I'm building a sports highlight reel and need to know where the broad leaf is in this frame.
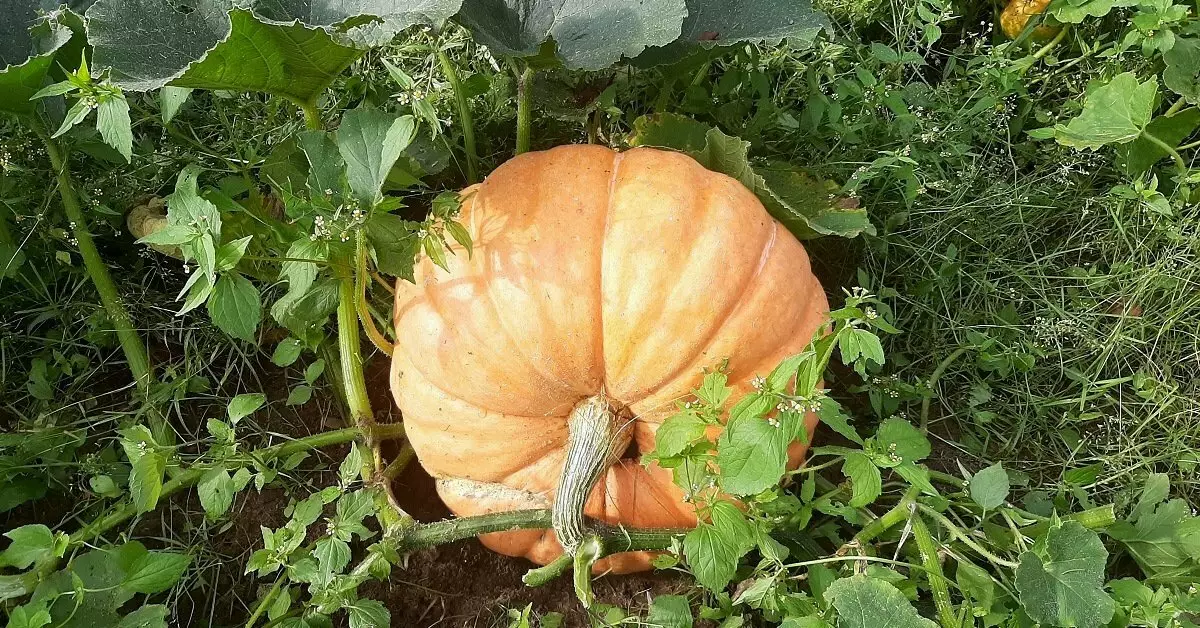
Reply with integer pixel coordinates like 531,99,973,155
1164,37,1200,103
646,595,693,628
1015,520,1115,628
1053,72,1157,150
121,551,191,594
841,452,881,507
638,0,827,64
630,113,870,239
683,501,754,591
347,599,390,628
969,463,1009,510
1116,109,1200,176
717,405,790,496
208,272,261,342
336,108,416,206
875,417,929,464
366,213,420,280
0,7,83,117
653,412,708,458
825,575,937,628
197,467,236,519
456,0,688,69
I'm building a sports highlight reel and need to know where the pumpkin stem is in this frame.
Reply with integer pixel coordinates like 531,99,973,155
552,393,630,556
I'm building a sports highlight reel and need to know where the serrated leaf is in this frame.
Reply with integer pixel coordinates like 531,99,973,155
129,451,165,512
121,551,191,594
313,537,350,573
197,467,235,519
654,412,708,457
842,452,881,507
1053,72,1157,150
208,272,261,342
0,525,63,570
683,501,753,591
96,94,133,161
347,599,390,628
336,108,416,206
117,605,168,628
457,0,687,70
816,398,862,444
717,406,790,496
159,86,192,123
875,418,930,464
646,595,692,628
825,575,937,628
969,463,1009,510
366,213,419,280
1015,521,1115,628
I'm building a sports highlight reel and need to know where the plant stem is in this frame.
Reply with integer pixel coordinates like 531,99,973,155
35,124,155,401
839,487,919,553
244,576,284,628
1030,26,1068,62
336,268,377,476
1142,131,1188,171
917,503,1020,568
57,426,362,579
920,347,968,431
515,66,535,155
380,442,414,481
552,395,627,554
910,512,957,628
436,49,478,183
355,236,393,355
298,100,321,131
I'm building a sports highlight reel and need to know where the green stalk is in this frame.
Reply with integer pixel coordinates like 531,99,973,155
298,100,321,131
436,49,478,183
34,124,154,397
72,427,361,547
1142,131,1187,172
839,487,919,553
515,66,535,155
920,347,968,431
337,271,374,427
910,513,957,628
244,576,284,628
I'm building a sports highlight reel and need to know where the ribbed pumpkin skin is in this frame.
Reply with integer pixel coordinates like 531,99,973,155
390,145,829,573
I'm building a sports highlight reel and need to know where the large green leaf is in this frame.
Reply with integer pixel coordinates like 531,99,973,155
456,0,688,69
1015,520,1115,628
1052,72,1157,150
630,113,871,239
0,5,83,116
637,0,827,65
825,575,937,628
86,0,458,97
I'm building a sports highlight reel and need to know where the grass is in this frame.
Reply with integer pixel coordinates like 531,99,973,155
4,0,1200,624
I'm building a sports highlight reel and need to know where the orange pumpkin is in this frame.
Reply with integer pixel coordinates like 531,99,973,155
1000,0,1060,41
389,145,829,573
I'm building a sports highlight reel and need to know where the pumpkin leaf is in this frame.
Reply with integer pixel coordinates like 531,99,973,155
825,575,938,628
0,7,84,117
637,0,827,65
456,0,687,70
86,0,462,95
629,113,871,239
1164,37,1200,104
1052,72,1157,150
1015,520,1115,628
1117,109,1200,176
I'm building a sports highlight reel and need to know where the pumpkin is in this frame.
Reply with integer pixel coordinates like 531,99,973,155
1000,0,1060,41
389,145,829,573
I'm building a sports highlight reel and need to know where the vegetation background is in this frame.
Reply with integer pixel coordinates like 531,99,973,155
2,0,1200,625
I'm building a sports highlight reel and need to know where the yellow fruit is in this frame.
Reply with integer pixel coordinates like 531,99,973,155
1001,0,1060,41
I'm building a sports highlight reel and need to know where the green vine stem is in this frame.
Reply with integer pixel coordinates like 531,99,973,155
336,264,377,476
515,65,535,155
837,486,919,554
552,394,629,555
34,124,155,403
910,511,957,628
354,236,393,355
920,346,968,431
436,48,478,183
916,503,1020,569
244,576,285,628
297,99,322,131
1142,131,1188,172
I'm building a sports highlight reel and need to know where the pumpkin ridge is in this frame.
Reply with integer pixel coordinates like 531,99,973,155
595,149,625,386
624,192,781,407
